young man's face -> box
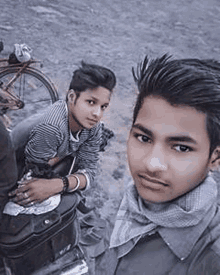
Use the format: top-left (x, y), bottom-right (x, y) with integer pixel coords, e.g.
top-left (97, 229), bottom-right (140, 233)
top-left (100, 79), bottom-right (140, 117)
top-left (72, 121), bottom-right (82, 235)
top-left (68, 87), bottom-right (111, 132)
top-left (127, 96), bottom-right (217, 203)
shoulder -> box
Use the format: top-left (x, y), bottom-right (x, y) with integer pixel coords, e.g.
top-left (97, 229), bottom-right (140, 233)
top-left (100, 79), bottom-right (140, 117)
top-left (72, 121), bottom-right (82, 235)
top-left (31, 100), bottom-right (68, 135)
top-left (190, 244), bottom-right (220, 274)
top-left (39, 100), bottom-right (68, 128)
top-left (88, 122), bottom-right (102, 135)
top-left (190, 206), bottom-right (220, 274)
top-left (81, 122), bottom-right (103, 141)
top-left (208, 207), bottom-right (220, 259)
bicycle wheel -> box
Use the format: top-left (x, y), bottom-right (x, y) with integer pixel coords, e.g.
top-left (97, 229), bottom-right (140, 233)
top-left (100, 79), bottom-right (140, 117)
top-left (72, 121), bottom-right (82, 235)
top-left (0, 66), bottom-right (59, 127)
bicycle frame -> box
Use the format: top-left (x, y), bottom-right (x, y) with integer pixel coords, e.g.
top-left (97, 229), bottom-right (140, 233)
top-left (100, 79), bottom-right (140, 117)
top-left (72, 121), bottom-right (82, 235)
top-left (0, 60), bottom-right (39, 109)
top-left (0, 48), bottom-right (59, 128)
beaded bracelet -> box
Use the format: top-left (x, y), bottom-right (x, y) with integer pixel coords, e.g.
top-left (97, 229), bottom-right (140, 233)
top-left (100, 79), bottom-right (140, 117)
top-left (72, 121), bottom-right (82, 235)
top-left (69, 174), bottom-right (80, 192)
top-left (61, 176), bottom-right (69, 194)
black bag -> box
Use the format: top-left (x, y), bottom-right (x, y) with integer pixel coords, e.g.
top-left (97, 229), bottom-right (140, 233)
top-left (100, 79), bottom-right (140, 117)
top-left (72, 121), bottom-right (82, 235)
top-left (0, 193), bottom-right (82, 275)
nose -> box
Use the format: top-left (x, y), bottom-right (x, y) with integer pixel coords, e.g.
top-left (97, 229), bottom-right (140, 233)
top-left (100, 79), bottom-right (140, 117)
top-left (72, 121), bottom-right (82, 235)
top-left (143, 146), bottom-right (167, 173)
top-left (92, 106), bottom-right (102, 119)
top-left (149, 157), bottom-right (167, 170)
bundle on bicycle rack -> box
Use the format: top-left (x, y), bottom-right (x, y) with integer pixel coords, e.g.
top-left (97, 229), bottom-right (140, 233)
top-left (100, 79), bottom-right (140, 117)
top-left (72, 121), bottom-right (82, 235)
top-left (8, 44), bottom-right (32, 65)
top-left (0, 42), bottom-right (59, 128)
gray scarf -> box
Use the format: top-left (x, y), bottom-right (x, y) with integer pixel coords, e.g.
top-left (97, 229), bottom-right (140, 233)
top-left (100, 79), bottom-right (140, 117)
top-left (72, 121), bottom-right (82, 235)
top-left (110, 175), bottom-right (218, 258)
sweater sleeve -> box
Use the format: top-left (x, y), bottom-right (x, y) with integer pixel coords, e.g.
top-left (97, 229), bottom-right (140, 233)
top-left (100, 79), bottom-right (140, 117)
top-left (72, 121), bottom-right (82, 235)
top-left (74, 123), bottom-right (103, 188)
top-left (25, 123), bottom-right (63, 164)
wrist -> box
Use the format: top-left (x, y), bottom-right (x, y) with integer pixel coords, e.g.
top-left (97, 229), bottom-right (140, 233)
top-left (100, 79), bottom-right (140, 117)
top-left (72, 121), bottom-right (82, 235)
top-left (53, 178), bottom-right (64, 194)
top-left (61, 176), bottom-right (69, 194)
top-left (68, 174), bottom-right (80, 192)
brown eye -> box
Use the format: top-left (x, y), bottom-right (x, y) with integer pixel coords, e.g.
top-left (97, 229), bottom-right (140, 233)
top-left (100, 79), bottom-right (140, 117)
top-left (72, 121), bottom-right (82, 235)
top-left (173, 145), bottom-right (192, 152)
top-left (87, 100), bottom-right (95, 105)
top-left (135, 134), bottom-right (150, 143)
top-left (101, 105), bottom-right (108, 111)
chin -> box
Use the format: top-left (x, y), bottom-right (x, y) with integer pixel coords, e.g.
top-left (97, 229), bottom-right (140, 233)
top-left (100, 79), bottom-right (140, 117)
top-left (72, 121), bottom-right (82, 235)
top-left (136, 187), bottom-right (167, 204)
top-left (86, 123), bottom-right (97, 129)
top-left (84, 125), bottom-right (94, 130)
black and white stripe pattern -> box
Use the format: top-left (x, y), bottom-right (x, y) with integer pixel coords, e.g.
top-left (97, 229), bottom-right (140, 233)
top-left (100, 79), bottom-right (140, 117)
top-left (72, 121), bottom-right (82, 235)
top-left (25, 100), bottom-right (103, 188)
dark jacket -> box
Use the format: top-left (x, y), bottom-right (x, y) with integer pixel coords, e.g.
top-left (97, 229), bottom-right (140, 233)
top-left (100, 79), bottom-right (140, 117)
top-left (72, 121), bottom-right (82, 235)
top-left (95, 206), bottom-right (220, 275)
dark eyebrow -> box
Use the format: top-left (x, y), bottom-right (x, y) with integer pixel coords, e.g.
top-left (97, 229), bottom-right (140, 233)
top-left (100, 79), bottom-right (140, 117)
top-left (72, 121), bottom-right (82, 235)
top-left (132, 124), bottom-right (198, 144)
top-left (132, 124), bottom-right (154, 138)
top-left (167, 136), bottom-right (198, 144)
top-left (90, 96), bottom-right (98, 101)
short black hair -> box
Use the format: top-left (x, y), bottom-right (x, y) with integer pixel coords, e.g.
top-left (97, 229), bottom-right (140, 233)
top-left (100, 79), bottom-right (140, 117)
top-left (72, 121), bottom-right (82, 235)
top-left (132, 54), bottom-right (220, 155)
top-left (68, 61), bottom-right (116, 100)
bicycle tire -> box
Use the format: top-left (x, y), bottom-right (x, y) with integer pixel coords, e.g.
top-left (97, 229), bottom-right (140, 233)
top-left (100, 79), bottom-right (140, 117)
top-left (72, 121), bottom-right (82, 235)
top-left (0, 66), bottom-right (59, 126)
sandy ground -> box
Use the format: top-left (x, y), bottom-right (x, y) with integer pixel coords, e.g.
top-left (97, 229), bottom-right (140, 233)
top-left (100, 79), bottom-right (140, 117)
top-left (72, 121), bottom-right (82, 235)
top-left (1, 0), bottom-right (220, 221)
top-left (1, 0), bottom-right (220, 270)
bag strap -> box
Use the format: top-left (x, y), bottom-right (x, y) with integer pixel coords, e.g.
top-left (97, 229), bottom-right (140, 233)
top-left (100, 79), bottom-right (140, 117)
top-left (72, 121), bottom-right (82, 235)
top-left (77, 197), bottom-right (94, 214)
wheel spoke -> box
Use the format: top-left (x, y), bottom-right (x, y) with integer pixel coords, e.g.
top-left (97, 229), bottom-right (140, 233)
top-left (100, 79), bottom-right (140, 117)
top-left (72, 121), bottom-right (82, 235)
top-left (0, 67), bottom-right (58, 127)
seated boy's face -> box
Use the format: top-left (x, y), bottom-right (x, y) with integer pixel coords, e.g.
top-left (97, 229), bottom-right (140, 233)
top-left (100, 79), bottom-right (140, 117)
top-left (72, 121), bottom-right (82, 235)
top-left (68, 87), bottom-right (111, 130)
top-left (127, 96), bottom-right (214, 203)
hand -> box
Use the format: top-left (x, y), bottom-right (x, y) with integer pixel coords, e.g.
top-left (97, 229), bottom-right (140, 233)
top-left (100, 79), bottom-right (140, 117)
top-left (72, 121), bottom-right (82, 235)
top-left (48, 156), bottom-right (60, 166)
top-left (8, 177), bottom-right (63, 206)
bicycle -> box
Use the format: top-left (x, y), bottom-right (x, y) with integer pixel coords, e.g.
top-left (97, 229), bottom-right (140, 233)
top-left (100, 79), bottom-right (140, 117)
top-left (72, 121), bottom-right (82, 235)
top-left (0, 42), bottom-right (59, 127)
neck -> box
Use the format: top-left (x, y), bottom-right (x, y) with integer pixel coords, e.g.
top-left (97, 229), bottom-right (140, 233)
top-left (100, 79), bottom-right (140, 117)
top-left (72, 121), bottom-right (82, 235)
top-left (67, 102), bottom-right (84, 132)
top-left (68, 112), bottom-right (83, 133)
top-left (142, 198), bottom-right (168, 212)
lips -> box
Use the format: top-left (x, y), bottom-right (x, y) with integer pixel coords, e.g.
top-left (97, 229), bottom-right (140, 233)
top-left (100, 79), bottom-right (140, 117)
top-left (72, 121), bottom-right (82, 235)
top-left (87, 118), bottom-right (98, 124)
top-left (138, 174), bottom-right (168, 187)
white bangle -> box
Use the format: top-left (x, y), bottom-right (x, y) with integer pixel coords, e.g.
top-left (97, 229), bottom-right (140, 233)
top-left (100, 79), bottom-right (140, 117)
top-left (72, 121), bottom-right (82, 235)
top-left (69, 175), bottom-right (80, 192)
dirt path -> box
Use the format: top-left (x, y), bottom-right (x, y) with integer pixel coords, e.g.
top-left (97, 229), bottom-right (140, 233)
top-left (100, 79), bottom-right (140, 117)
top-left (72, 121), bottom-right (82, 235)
top-left (1, 0), bottom-right (220, 224)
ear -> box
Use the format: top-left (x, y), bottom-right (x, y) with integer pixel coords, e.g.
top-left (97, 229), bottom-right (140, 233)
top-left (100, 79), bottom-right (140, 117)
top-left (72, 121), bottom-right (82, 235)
top-left (209, 146), bottom-right (220, 172)
top-left (67, 89), bottom-right (76, 102)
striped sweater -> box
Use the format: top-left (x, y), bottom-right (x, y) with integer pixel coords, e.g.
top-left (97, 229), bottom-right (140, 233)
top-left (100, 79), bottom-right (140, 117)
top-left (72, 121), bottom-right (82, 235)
top-left (25, 100), bottom-right (103, 189)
